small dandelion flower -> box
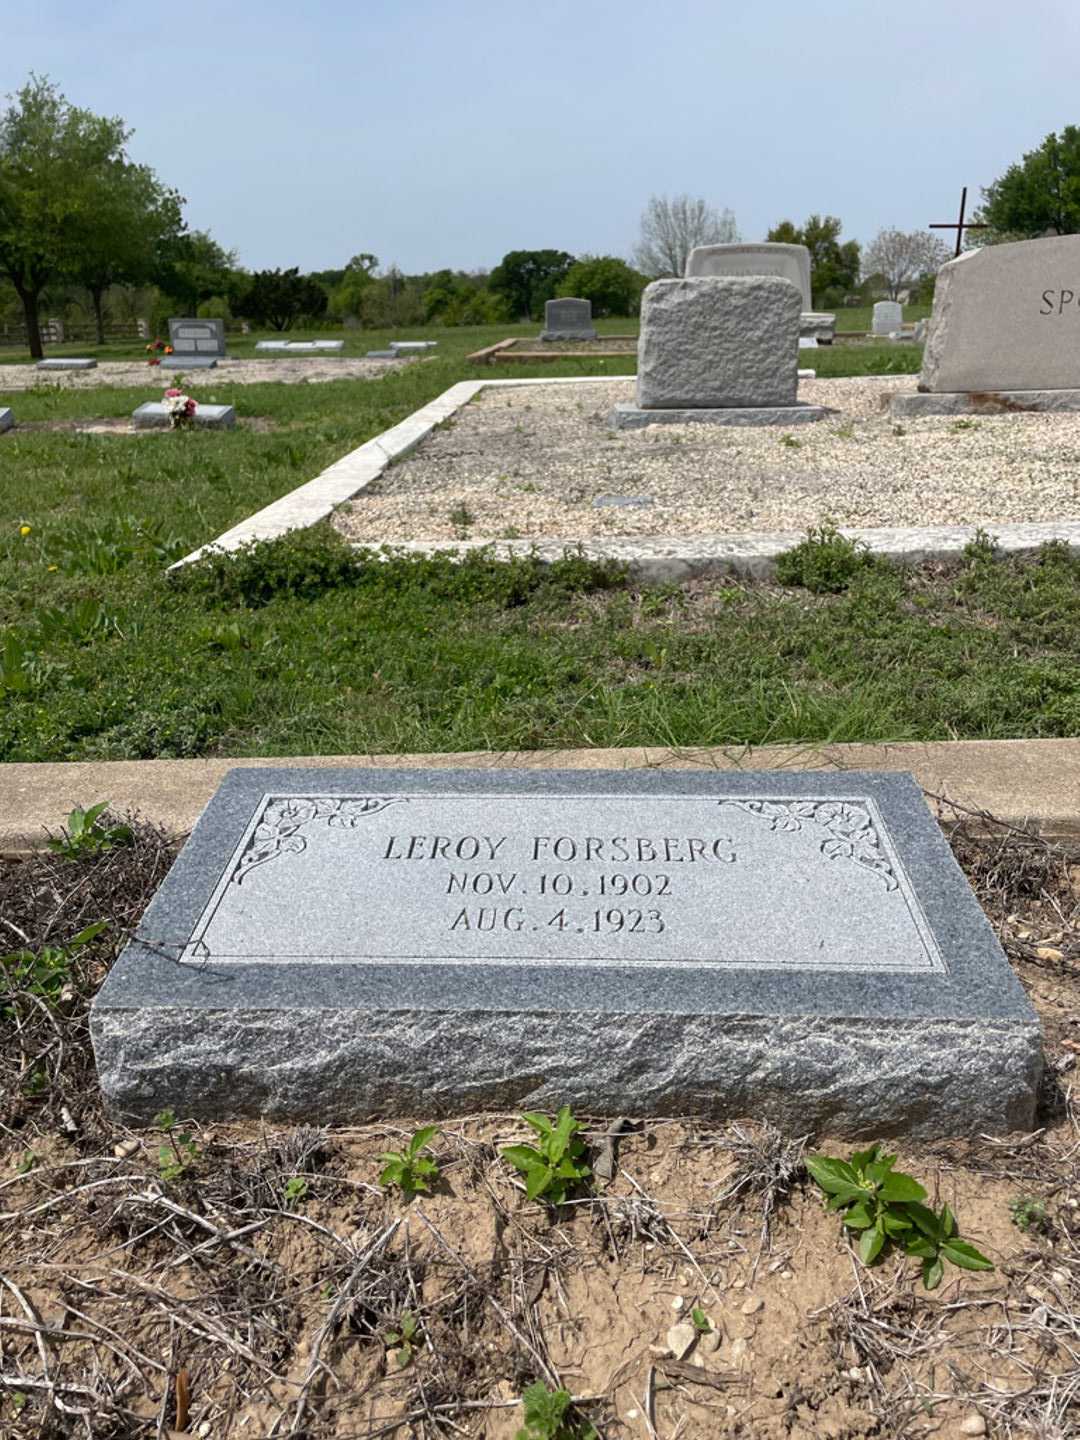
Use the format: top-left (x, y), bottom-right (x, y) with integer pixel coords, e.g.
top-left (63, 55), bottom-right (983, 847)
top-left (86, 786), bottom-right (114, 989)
top-left (19, 524), bottom-right (31, 537)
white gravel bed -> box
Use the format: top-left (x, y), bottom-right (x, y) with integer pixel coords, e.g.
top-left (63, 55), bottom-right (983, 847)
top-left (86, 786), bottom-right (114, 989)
top-left (0, 355), bottom-right (418, 392)
top-left (332, 376), bottom-right (1080, 541)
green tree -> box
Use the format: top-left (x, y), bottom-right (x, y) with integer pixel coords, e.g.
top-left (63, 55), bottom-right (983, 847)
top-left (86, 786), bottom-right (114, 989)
top-left (0, 76), bottom-right (130, 358)
top-left (71, 160), bottom-right (184, 343)
top-left (489, 249), bottom-right (574, 319)
top-left (766, 214), bottom-right (860, 307)
top-left (557, 255), bottom-right (645, 317)
top-left (154, 229), bottom-right (239, 314)
top-left (234, 267), bottom-right (328, 330)
top-left (329, 252), bottom-right (379, 321)
top-left (981, 127), bottom-right (1080, 237)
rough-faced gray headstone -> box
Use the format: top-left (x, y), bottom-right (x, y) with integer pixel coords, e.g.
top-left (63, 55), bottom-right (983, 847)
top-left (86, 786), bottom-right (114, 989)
top-left (168, 317), bottom-right (227, 358)
top-left (686, 243), bottom-right (812, 311)
top-left (540, 297), bottom-right (597, 341)
top-left (35, 358), bottom-right (97, 371)
top-left (872, 301), bottom-right (903, 336)
top-left (0, 406), bottom-right (13, 433)
top-left (132, 401), bottom-right (236, 430)
top-left (91, 767), bottom-right (1040, 1136)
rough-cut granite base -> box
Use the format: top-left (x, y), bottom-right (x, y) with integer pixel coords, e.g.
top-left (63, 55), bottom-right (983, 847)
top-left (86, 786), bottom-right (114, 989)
top-left (0, 407), bottom-right (12, 433)
top-left (801, 311), bottom-right (835, 343)
top-left (891, 388), bottom-right (1080, 417)
top-left (610, 402), bottom-right (828, 430)
top-left (132, 402), bottom-right (236, 430)
top-left (91, 768), bottom-right (1041, 1136)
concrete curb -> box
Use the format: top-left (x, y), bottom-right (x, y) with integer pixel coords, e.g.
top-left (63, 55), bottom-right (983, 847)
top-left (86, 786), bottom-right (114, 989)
top-left (4, 739), bottom-right (1080, 851)
top-left (350, 522), bottom-right (1080, 583)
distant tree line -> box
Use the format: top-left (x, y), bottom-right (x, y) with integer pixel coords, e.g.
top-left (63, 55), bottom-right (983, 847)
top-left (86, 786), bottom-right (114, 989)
top-left (4, 77), bottom-right (1075, 355)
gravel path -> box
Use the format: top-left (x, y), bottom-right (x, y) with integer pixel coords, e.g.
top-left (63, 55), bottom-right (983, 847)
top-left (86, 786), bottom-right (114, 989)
top-left (0, 355), bottom-right (418, 392)
top-left (332, 376), bottom-right (1080, 541)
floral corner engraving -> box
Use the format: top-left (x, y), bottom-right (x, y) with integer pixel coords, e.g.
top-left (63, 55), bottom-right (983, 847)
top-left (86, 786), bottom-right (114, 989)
top-left (721, 799), bottom-right (898, 891)
top-left (233, 796), bottom-right (402, 886)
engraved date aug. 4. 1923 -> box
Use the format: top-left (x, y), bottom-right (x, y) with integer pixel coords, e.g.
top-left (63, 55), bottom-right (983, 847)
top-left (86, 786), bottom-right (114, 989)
top-left (447, 905), bottom-right (665, 935)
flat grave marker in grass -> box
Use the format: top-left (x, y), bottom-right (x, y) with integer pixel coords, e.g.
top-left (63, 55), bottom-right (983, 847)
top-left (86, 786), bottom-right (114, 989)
top-left (0, 406), bottom-right (12, 433)
top-left (36, 357), bottom-right (96, 371)
top-left (132, 401), bottom-right (236, 430)
top-left (91, 767), bottom-right (1041, 1135)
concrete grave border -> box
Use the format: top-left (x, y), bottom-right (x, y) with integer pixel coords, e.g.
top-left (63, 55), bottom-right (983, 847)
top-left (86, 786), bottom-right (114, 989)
top-left (172, 376), bottom-right (1080, 580)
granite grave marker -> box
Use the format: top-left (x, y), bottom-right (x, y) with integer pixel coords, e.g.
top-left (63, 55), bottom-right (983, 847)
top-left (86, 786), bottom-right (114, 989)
top-left (0, 406), bottom-right (12, 433)
top-left (611, 276), bottom-right (827, 429)
top-left (873, 300), bottom-right (903, 336)
top-left (893, 235), bottom-right (1080, 416)
top-left (540, 297), bottom-right (597, 342)
top-left (35, 358), bottom-right (97, 371)
top-left (91, 767), bottom-right (1040, 1136)
top-left (165, 318), bottom-right (226, 369)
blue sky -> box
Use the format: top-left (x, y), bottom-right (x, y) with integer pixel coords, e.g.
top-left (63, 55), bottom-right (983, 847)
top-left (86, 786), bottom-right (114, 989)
top-left (4, 1), bottom-right (1076, 274)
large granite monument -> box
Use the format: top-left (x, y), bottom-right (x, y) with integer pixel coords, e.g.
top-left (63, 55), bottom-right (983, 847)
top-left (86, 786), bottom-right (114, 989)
top-left (611, 276), bottom-right (828, 428)
top-left (892, 236), bottom-right (1080, 416)
top-left (91, 767), bottom-right (1040, 1136)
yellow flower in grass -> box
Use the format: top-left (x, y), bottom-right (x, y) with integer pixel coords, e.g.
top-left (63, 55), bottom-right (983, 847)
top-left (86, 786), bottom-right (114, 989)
top-left (47, 564), bottom-right (58, 572)
top-left (19, 524), bottom-right (31, 537)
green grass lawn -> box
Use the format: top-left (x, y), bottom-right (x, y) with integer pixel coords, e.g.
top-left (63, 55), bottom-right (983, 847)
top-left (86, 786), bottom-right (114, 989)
top-left (4, 321), bottom-right (1075, 765)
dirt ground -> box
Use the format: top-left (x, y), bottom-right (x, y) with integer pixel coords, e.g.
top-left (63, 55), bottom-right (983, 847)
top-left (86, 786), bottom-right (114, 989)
top-left (1, 807), bottom-right (1078, 1439)
top-left (0, 356), bottom-right (418, 393)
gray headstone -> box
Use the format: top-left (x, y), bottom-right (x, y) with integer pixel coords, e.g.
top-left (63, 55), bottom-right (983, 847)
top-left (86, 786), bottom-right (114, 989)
top-left (540, 297), bottom-right (597, 342)
top-left (35, 358), bottom-right (97, 371)
top-left (168, 317), bottom-right (227, 358)
top-left (0, 406), bottom-right (12, 433)
top-left (872, 301), bottom-right (903, 336)
top-left (160, 355), bottom-right (217, 369)
top-left (90, 767), bottom-right (1040, 1135)
top-left (132, 401), bottom-right (236, 430)
top-left (636, 276), bottom-right (801, 409)
top-left (686, 244), bottom-right (812, 311)
top-left (920, 236), bottom-right (1080, 393)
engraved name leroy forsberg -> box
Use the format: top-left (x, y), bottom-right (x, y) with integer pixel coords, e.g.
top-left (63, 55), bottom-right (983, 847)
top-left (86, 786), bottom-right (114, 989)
top-left (180, 791), bottom-right (943, 973)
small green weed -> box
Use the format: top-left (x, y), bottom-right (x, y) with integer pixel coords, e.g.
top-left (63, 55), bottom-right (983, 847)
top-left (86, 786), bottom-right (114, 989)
top-left (1, 921), bottom-right (107, 1022)
top-left (385, 1310), bottom-right (421, 1368)
top-left (0, 631), bottom-right (54, 695)
top-left (47, 802), bottom-right (133, 860)
top-left (283, 1176), bottom-right (309, 1207)
top-left (963, 527), bottom-right (1000, 565)
top-left (807, 1144), bottom-right (993, 1289)
top-left (153, 1108), bottom-right (201, 1182)
top-left (449, 503), bottom-right (474, 538)
top-left (691, 1306), bottom-right (712, 1333)
top-left (775, 523), bottom-right (876, 594)
top-left (502, 1106), bottom-right (591, 1205)
top-left (952, 418), bottom-right (980, 432)
top-left (378, 1125), bottom-right (440, 1199)
top-left (779, 433), bottom-right (803, 449)
top-left (516, 1382), bottom-right (597, 1440)
top-left (1010, 1195), bottom-right (1051, 1235)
